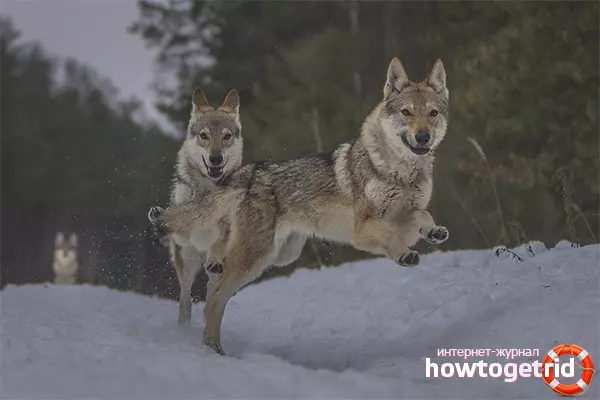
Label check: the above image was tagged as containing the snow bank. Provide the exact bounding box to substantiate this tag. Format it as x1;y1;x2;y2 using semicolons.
2;243;599;399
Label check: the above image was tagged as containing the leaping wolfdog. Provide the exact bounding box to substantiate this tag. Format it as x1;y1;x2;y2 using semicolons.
154;58;450;354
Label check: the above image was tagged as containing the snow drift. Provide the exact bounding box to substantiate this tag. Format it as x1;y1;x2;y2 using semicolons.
1;242;598;399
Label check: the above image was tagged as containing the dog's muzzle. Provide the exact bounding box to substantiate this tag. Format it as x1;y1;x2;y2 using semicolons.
202;156;226;179
401;134;431;156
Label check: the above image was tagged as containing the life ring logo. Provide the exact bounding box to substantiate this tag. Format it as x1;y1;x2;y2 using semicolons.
542;344;595;396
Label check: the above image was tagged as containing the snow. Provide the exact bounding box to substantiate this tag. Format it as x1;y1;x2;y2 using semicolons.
2;242;599;399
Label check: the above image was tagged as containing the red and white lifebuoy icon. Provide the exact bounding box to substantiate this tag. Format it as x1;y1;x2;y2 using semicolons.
542;344;595;396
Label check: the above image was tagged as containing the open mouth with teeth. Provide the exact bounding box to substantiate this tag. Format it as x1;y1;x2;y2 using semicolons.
401;135;430;156
202;156;226;179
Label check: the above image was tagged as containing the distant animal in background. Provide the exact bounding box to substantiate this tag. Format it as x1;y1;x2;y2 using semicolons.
52;232;79;285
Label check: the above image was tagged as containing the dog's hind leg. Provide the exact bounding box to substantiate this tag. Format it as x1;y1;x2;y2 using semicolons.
203;194;277;355
203;249;267;355
202;267;247;355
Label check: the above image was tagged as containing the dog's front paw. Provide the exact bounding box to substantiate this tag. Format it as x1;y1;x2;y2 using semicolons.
397;251;420;267
148;206;168;241
148;206;164;224
206;262;223;274
422;226;449;244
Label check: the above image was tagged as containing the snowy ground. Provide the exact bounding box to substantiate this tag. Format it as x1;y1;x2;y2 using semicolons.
1;242;599;399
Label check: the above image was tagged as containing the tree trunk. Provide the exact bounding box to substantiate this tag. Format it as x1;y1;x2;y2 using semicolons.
383;2;398;60
348;0;362;96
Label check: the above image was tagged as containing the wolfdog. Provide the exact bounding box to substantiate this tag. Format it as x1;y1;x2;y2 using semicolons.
52;232;79;285
155;58;450;354
149;88;307;325
151;87;244;325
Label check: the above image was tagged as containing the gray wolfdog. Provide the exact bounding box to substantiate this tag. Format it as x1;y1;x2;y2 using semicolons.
153;88;244;325
150;88;307;325
154;58;450;354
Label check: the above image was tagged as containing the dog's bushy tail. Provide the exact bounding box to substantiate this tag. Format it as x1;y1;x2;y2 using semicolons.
159;187;245;236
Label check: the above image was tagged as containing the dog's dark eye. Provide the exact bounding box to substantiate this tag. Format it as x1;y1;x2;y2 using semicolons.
223;133;232;141
430;110;439;117
199;133;209;140
401;109;411;116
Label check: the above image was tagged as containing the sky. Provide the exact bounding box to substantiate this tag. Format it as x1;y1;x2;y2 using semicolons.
2;0;175;133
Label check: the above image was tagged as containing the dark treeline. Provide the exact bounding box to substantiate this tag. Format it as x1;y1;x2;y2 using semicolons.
2;1;598;298
131;0;598;252
1;18;178;296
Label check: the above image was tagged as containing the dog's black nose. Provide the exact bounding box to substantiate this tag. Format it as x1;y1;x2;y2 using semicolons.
209;154;223;166
415;131;431;146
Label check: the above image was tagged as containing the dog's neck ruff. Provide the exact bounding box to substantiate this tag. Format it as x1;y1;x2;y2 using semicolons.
360;124;432;186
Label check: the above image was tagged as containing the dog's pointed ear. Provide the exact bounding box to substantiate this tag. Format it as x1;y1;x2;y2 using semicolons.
55;232;65;247
427;59;448;98
192;87;213;113
218;89;239;113
384;58;409;98
70;233;78;247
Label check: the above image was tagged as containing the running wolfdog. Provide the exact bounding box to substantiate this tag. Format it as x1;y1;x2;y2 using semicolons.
156;58;450;354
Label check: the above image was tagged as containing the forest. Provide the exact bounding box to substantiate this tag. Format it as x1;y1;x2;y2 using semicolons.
2;1;598;300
